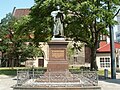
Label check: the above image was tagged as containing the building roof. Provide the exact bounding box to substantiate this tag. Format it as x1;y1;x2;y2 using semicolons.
97;42;120;53
13;8;30;18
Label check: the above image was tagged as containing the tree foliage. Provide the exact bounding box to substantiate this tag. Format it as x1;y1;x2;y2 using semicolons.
64;0;120;70
15;0;120;70
0;13;43;67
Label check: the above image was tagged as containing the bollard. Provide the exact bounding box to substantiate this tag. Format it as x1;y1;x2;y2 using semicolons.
104;69;108;79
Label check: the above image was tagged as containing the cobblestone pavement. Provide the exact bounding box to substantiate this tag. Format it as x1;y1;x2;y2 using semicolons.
0;73;120;90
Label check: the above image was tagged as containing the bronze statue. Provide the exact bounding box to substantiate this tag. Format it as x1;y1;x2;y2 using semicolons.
51;6;64;38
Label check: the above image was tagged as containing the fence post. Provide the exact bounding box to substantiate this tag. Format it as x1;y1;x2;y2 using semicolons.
33;68;34;80
49;71;50;83
104;69;108;79
96;71;98;86
17;69;18;86
48;70;51;87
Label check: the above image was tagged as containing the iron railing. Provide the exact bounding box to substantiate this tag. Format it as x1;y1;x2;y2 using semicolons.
16;69;98;87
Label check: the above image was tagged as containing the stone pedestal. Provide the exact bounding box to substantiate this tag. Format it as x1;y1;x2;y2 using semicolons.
47;40;69;72
13;86;101;90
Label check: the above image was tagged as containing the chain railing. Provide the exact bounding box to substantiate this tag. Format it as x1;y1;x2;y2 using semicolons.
16;69;98;87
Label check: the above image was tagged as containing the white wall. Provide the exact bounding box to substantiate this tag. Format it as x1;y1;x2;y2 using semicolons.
96;53;111;70
40;42;48;67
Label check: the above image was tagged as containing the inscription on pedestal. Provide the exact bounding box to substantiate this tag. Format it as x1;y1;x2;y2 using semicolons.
50;49;65;59
47;41;68;71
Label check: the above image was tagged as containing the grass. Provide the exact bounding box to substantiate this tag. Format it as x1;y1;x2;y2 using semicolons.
0;68;17;76
98;70;111;76
0;67;47;76
0;67;81;76
0;67;29;76
0;67;111;76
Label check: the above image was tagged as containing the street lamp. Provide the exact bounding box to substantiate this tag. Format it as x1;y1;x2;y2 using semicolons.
107;1;116;79
110;26;116;79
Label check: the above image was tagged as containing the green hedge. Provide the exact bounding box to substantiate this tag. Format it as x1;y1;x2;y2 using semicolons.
0;69;17;76
0;67;91;76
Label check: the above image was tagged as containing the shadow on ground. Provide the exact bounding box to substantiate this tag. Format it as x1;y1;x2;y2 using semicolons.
99;75;120;85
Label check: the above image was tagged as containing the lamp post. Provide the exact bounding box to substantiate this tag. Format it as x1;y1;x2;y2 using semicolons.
107;1;116;79
110;26;116;79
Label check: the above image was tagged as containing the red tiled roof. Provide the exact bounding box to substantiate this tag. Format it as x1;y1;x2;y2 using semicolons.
97;42;120;53
13;8;30;18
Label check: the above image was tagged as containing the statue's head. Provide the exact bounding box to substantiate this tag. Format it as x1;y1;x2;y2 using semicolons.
57;6;60;10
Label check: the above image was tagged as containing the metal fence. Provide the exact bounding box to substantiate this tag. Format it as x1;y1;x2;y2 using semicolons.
16;69;98;87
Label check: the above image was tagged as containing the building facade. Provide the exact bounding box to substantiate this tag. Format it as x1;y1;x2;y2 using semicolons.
96;41;120;70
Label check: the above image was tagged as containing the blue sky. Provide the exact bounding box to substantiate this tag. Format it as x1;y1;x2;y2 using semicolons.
0;0;34;20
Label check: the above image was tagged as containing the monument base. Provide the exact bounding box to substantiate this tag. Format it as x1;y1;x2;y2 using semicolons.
47;40;69;72
47;61;68;72
13;86;101;90
13;69;99;90
51;37;65;41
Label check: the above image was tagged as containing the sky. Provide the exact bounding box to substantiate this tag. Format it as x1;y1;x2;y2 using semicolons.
0;0;34;20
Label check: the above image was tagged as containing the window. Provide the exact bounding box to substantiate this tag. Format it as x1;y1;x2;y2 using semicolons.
100;35;107;41
100;58;110;68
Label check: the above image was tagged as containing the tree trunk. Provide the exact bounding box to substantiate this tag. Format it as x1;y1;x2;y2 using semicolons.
11;59;14;68
90;47;98;71
8;58;13;68
15;56;19;67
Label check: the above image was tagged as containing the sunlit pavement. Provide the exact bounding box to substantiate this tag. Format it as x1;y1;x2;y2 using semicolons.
99;80;120;90
0;75;16;90
98;73;120;90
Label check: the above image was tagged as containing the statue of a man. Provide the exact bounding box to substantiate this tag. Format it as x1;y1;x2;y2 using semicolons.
51;6;64;38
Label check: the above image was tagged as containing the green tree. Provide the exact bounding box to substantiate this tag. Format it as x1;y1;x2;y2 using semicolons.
64;0;120;70
16;0;120;70
0;13;17;67
0;13;43;67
